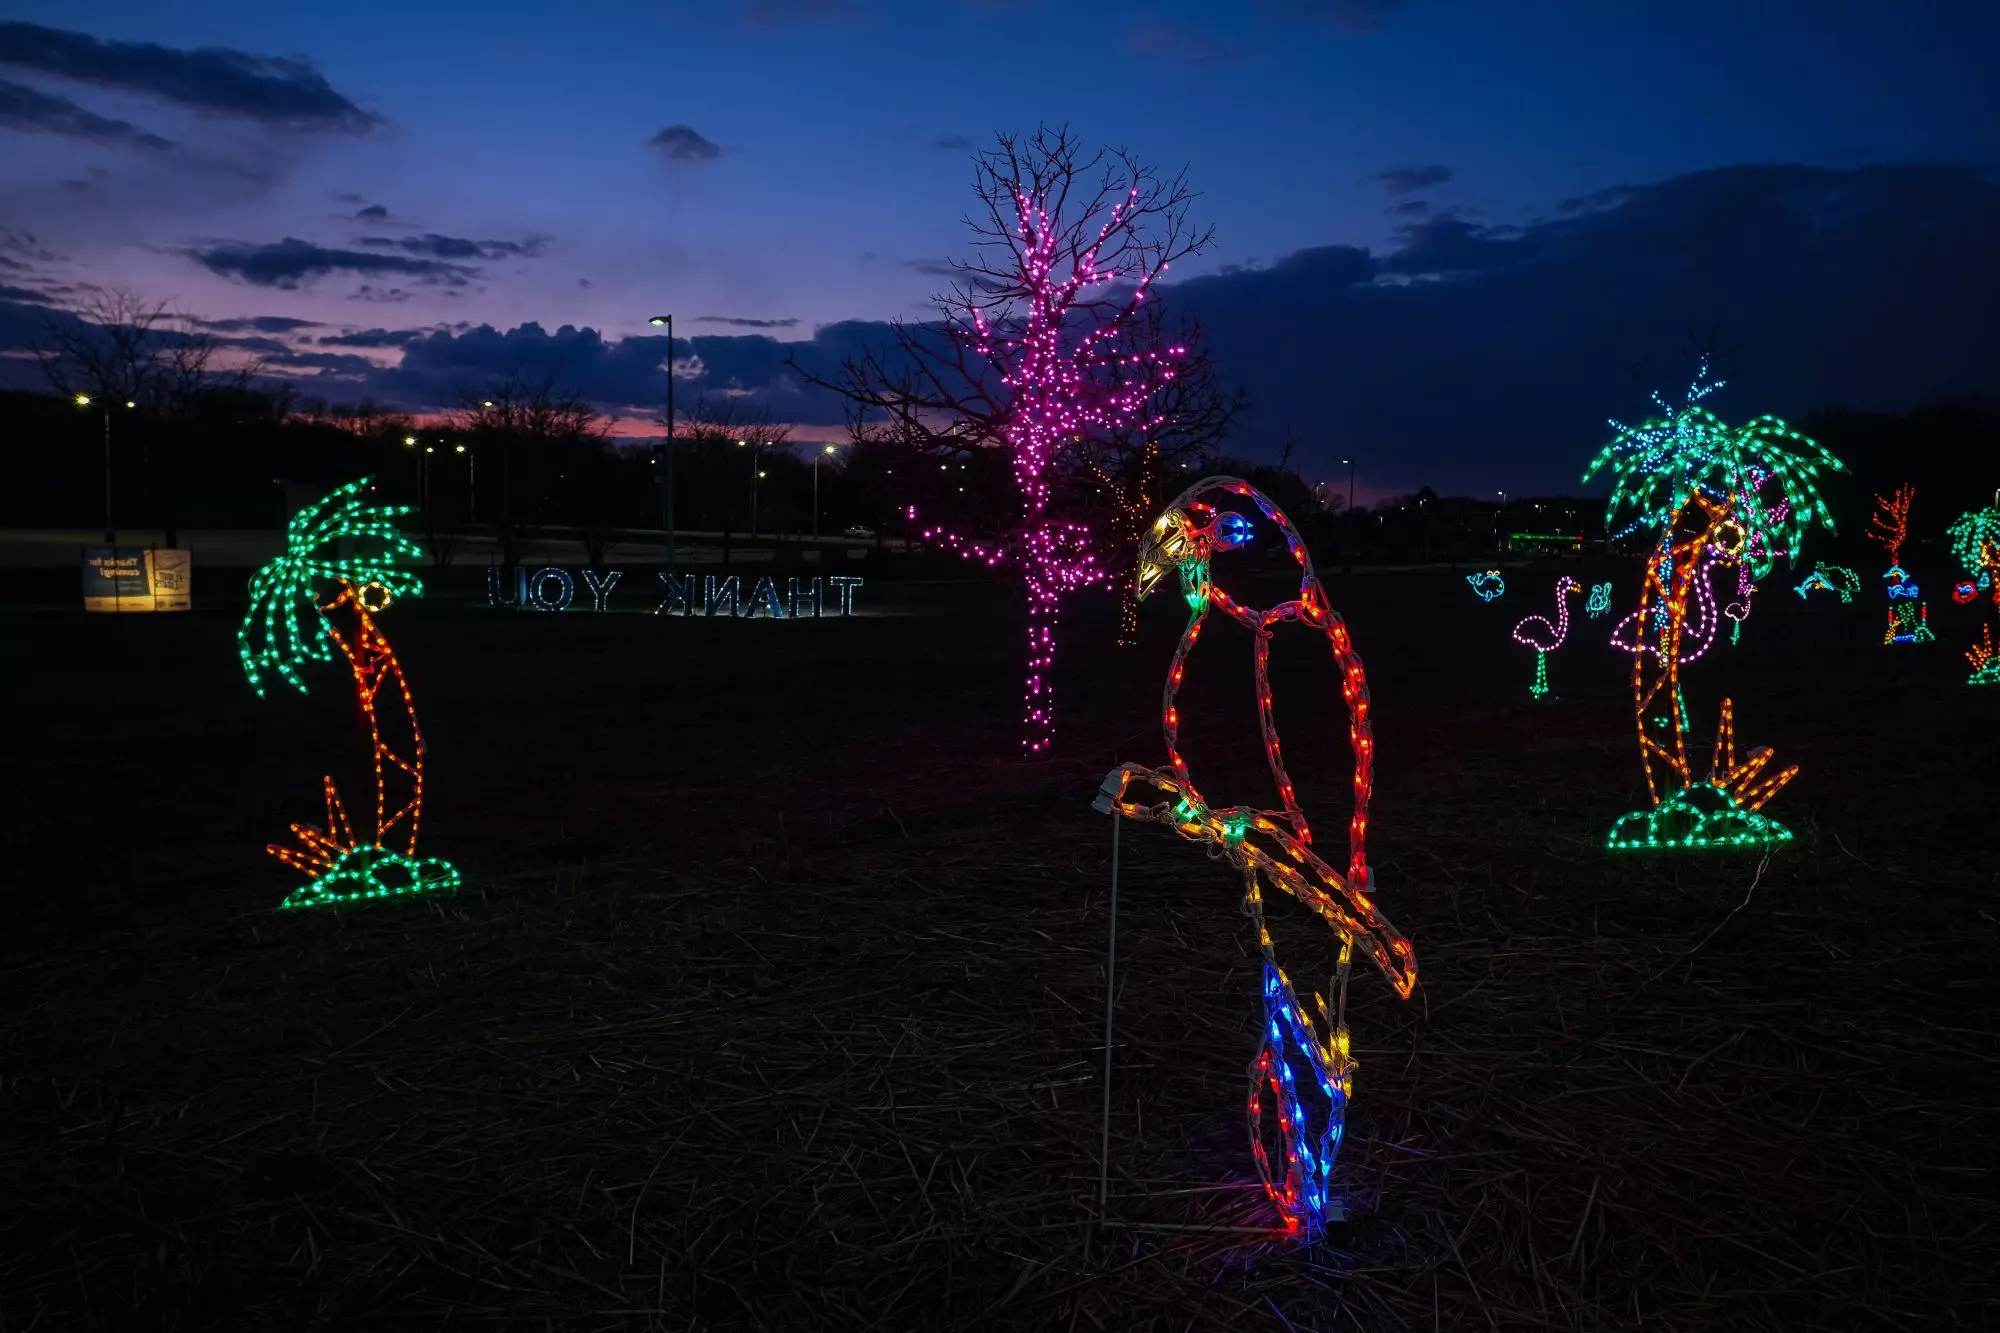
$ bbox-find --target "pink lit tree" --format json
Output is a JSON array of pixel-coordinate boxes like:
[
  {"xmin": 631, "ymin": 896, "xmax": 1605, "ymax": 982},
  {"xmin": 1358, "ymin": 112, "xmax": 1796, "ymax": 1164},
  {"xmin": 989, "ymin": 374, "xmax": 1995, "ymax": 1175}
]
[{"xmin": 796, "ymin": 125, "xmax": 1213, "ymax": 753}]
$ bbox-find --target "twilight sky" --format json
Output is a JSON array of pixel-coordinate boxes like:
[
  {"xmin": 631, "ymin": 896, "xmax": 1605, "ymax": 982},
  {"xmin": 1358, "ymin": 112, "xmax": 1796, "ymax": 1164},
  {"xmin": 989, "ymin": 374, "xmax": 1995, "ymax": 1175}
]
[{"xmin": 2, "ymin": 0, "xmax": 1997, "ymax": 497}]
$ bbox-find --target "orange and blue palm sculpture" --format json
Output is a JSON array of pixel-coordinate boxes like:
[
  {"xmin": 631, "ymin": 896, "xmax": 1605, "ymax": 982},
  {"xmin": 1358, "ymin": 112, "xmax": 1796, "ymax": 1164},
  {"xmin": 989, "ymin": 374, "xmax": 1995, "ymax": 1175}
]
[
  {"xmin": 240, "ymin": 479, "xmax": 461, "ymax": 910},
  {"xmin": 1093, "ymin": 477, "xmax": 1416, "ymax": 1237}
]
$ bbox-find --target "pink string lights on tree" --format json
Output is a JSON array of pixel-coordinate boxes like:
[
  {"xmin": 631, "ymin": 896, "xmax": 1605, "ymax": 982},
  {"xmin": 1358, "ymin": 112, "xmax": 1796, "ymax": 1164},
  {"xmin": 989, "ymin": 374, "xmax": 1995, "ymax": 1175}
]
[{"xmin": 794, "ymin": 126, "xmax": 1213, "ymax": 753}]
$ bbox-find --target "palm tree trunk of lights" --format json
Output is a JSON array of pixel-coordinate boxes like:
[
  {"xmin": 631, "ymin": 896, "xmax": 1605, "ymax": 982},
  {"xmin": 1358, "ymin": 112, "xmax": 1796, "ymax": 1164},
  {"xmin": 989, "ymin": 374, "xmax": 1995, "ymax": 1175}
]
[{"xmin": 1631, "ymin": 500, "xmax": 1723, "ymax": 800}]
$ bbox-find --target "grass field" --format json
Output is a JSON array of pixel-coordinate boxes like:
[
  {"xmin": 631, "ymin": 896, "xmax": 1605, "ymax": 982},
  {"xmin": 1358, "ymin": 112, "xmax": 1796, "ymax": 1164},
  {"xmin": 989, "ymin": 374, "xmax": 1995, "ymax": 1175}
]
[{"xmin": 3, "ymin": 565, "xmax": 1995, "ymax": 1330}]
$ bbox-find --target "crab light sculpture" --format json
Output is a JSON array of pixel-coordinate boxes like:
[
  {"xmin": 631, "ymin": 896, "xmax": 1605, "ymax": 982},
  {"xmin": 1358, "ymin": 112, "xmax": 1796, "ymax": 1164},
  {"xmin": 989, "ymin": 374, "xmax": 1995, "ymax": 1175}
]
[
  {"xmin": 1583, "ymin": 359, "xmax": 1843, "ymax": 851},
  {"xmin": 240, "ymin": 479, "xmax": 462, "ymax": 909},
  {"xmin": 1947, "ymin": 493, "xmax": 2000, "ymax": 686},
  {"xmin": 1093, "ymin": 477, "xmax": 1416, "ymax": 1238}
]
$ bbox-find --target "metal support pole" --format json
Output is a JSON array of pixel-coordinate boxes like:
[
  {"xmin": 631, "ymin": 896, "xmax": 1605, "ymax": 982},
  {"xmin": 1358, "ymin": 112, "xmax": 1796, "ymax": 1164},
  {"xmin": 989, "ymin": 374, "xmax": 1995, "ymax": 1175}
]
[
  {"xmin": 102, "ymin": 407, "xmax": 115, "ymax": 543},
  {"xmin": 1098, "ymin": 810, "xmax": 1121, "ymax": 1215}
]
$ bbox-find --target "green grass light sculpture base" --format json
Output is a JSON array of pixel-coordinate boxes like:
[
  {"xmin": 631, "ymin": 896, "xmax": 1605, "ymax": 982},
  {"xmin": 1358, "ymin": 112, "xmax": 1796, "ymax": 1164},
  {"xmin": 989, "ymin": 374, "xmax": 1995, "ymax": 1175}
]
[
  {"xmin": 1606, "ymin": 783, "xmax": 1795, "ymax": 852},
  {"xmin": 276, "ymin": 846, "xmax": 463, "ymax": 911}
]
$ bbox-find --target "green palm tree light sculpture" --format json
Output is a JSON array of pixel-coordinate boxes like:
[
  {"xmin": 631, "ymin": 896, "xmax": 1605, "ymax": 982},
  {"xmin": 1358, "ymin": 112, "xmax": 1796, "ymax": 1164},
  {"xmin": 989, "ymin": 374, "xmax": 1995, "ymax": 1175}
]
[
  {"xmin": 240, "ymin": 478, "xmax": 463, "ymax": 909},
  {"xmin": 1584, "ymin": 360, "xmax": 1844, "ymax": 851}
]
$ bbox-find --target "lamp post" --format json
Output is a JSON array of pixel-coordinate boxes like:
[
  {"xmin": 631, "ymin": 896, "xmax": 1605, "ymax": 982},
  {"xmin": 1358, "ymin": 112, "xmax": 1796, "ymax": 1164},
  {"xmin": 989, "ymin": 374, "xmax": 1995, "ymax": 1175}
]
[
  {"xmin": 648, "ymin": 314, "xmax": 675, "ymax": 567},
  {"xmin": 456, "ymin": 443, "xmax": 475, "ymax": 524},
  {"xmin": 1343, "ymin": 456, "xmax": 1355, "ymax": 515},
  {"xmin": 813, "ymin": 443, "xmax": 836, "ymax": 540},
  {"xmin": 76, "ymin": 394, "xmax": 133, "ymax": 543},
  {"xmin": 738, "ymin": 438, "xmax": 765, "ymax": 537}
]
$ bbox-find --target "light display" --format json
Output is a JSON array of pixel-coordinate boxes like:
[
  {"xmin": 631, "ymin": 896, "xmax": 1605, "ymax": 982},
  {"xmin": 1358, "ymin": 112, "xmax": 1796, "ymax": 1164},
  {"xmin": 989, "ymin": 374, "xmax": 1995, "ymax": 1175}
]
[
  {"xmin": 239, "ymin": 479, "xmax": 461, "ymax": 909},
  {"xmin": 473, "ymin": 568, "xmax": 870, "ymax": 618},
  {"xmin": 582, "ymin": 568, "xmax": 622, "ymax": 612},
  {"xmin": 921, "ymin": 173, "xmax": 1200, "ymax": 753},
  {"xmin": 526, "ymin": 566, "xmax": 575, "ymax": 612},
  {"xmin": 1863, "ymin": 485, "xmax": 1933, "ymax": 645},
  {"xmin": 1586, "ymin": 582, "xmax": 1613, "ymax": 618},
  {"xmin": 1092, "ymin": 477, "xmax": 1415, "ymax": 1238},
  {"xmin": 1583, "ymin": 359, "xmax": 1842, "ymax": 851},
  {"xmin": 1512, "ymin": 576, "xmax": 1581, "ymax": 700},
  {"xmin": 1792, "ymin": 562, "xmax": 1859, "ymax": 602},
  {"xmin": 1465, "ymin": 570, "xmax": 1505, "ymax": 602},
  {"xmin": 1947, "ymin": 495, "xmax": 2000, "ymax": 685}
]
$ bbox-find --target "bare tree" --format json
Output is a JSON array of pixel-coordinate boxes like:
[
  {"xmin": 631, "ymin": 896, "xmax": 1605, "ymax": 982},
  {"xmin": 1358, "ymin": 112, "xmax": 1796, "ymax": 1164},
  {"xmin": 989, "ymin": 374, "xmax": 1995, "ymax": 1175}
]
[
  {"xmin": 791, "ymin": 123, "xmax": 1213, "ymax": 752},
  {"xmin": 33, "ymin": 289, "xmax": 260, "ymax": 545},
  {"xmin": 453, "ymin": 372, "xmax": 605, "ymax": 573}
]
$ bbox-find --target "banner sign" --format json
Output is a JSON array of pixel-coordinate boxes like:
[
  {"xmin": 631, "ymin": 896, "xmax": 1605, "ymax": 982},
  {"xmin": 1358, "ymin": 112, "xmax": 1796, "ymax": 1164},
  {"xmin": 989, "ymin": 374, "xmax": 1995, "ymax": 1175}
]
[
  {"xmin": 82, "ymin": 548, "xmax": 191, "ymax": 612},
  {"xmin": 488, "ymin": 567, "xmax": 862, "ymax": 619}
]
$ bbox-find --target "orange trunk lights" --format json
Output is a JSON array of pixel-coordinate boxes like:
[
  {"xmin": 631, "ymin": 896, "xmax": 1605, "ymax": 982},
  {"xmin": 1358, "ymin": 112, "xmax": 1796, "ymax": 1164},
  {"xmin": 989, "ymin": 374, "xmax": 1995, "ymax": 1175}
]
[
  {"xmin": 1583, "ymin": 360, "xmax": 1844, "ymax": 850},
  {"xmin": 1093, "ymin": 477, "xmax": 1415, "ymax": 1237},
  {"xmin": 239, "ymin": 479, "xmax": 462, "ymax": 909}
]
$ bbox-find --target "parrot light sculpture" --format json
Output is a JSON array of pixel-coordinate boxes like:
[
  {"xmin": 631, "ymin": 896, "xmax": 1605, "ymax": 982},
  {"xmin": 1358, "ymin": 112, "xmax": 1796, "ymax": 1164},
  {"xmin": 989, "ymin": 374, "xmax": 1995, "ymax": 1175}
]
[{"xmin": 1093, "ymin": 477, "xmax": 1416, "ymax": 1238}]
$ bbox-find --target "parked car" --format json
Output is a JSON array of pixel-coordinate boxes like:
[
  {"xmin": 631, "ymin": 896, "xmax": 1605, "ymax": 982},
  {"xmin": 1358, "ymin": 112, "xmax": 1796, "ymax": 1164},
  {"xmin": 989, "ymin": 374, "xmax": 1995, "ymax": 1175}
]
[{"xmin": 842, "ymin": 526, "xmax": 874, "ymax": 540}]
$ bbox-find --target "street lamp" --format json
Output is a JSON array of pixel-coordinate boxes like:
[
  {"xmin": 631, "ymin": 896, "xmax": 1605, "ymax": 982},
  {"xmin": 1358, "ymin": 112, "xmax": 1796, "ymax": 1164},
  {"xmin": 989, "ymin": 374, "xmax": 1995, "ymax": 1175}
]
[
  {"xmin": 737, "ymin": 438, "xmax": 767, "ymax": 536},
  {"xmin": 813, "ymin": 443, "xmax": 836, "ymax": 540},
  {"xmin": 648, "ymin": 314, "xmax": 676, "ymax": 566},
  {"xmin": 456, "ymin": 443, "xmax": 476, "ymax": 524},
  {"xmin": 75, "ymin": 394, "xmax": 135, "ymax": 542}
]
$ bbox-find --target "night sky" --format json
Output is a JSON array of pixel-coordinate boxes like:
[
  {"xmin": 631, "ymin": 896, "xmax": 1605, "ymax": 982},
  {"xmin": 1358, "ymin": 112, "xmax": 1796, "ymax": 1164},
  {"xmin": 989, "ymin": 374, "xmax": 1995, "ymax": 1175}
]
[{"xmin": 3, "ymin": 1, "xmax": 1997, "ymax": 498}]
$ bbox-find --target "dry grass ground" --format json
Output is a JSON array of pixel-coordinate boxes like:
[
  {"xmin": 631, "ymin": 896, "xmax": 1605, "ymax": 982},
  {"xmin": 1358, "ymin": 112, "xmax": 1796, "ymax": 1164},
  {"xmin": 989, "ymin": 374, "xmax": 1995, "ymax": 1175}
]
[{"xmin": 2, "ymin": 567, "xmax": 1995, "ymax": 1330}]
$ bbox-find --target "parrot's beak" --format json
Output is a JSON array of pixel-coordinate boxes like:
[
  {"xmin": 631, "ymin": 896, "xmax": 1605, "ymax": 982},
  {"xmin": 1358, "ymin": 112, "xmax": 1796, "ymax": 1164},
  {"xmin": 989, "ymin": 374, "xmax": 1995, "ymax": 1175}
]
[{"xmin": 1133, "ymin": 511, "xmax": 1187, "ymax": 602}]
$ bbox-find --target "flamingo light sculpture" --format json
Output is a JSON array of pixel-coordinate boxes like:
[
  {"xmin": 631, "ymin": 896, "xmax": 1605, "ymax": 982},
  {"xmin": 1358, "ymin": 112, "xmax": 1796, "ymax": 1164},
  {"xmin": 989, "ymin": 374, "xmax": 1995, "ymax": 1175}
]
[{"xmin": 1512, "ymin": 576, "xmax": 1581, "ymax": 700}]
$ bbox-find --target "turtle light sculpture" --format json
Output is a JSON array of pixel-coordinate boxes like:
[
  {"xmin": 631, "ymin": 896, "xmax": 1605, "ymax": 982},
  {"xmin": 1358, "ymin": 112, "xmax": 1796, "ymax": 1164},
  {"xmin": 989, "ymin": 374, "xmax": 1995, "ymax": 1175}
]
[
  {"xmin": 240, "ymin": 479, "xmax": 462, "ymax": 909},
  {"xmin": 1584, "ymin": 358, "xmax": 1843, "ymax": 851},
  {"xmin": 1093, "ymin": 477, "xmax": 1416, "ymax": 1238}
]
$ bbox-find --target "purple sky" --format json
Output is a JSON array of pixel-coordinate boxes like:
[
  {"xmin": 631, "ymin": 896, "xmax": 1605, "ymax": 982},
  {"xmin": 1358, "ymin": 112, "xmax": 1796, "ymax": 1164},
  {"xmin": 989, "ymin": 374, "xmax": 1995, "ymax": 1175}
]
[{"xmin": 3, "ymin": 1, "xmax": 1997, "ymax": 495}]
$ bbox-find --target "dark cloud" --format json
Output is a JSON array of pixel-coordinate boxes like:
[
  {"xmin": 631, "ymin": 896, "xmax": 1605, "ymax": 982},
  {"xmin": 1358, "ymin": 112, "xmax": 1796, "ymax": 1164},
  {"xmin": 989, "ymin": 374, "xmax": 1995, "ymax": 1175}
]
[
  {"xmin": 1372, "ymin": 164, "xmax": 1451, "ymax": 195},
  {"xmin": 1123, "ymin": 20, "xmax": 1250, "ymax": 66},
  {"xmin": 743, "ymin": 0, "xmax": 860, "ymax": 26},
  {"xmin": 646, "ymin": 124, "xmax": 723, "ymax": 163},
  {"xmin": 904, "ymin": 257, "xmax": 957, "ymax": 277},
  {"xmin": 694, "ymin": 315, "xmax": 800, "ymax": 328},
  {"xmin": 318, "ymin": 326, "xmax": 426, "ymax": 347},
  {"xmin": 1392, "ymin": 198, "xmax": 1429, "ymax": 217},
  {"xmin": 0, "ymin": 21, "xmax": 381, "ymax": 132},
  {"xmin": 360, "ymin": 232, "xmax": 549, "ymax": 261},
  {"xmin": 0, "ymin": 282, "xmax": 55, "ymax": 304},
  {"xmin": 194, "ymin": 237, "xmax": 478, "ymax": 290},
  {"xmin": 933, "ymin": 135, "xmax": 973, "ymax": 152},
  {"xmin": 349, "ymin": 285, "xmax": 413, "ymax": 303},
  {"xmin": 196, "ymin": 314, "xmax": 322, "ymax": 333},
  {"xmin": 1262, "ymin": 0, "xmax": 1409, "ymax": 32},
  {"xmin": 1171, "ymin": 162, "xmax": 2000, "ymax": 492},
  {"xmin": 0, "ymin": 77, "xmax": 173, "ymax": 150},
  {"xmin": 1375, "ymin": 214, "xmax": 1532, "ymax": 276},
  {"xmin": 353, "ymin": 203, "xmax": 389, "ymax": 221},
  {"xmin": 263, "ymin": 348, "xmax": 376, "ymax": 375}
]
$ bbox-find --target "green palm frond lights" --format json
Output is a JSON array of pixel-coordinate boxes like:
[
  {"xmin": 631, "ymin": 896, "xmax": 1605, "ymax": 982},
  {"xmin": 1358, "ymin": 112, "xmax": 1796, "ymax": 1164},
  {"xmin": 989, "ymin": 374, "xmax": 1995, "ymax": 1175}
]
[
  {"xmin": 239, "ymin": 478, "xmax": 426, "ymax": 697},
  {"xmin": 1582, "ymin": 356, "xmax": 1844, "ymax": 559}
]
